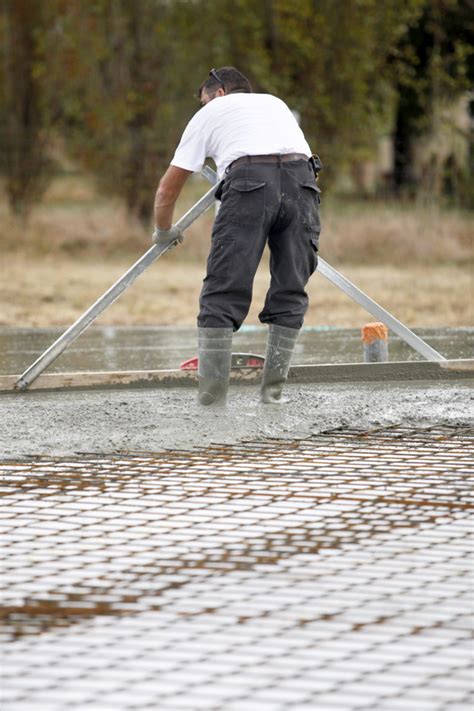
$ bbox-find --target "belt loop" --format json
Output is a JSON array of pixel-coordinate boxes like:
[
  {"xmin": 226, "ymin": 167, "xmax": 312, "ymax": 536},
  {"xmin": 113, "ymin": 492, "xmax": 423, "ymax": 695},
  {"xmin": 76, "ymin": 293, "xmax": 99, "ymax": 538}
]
[{"xmin": 246, "ymin": 156, "xmax": 251, "ymax": 165}]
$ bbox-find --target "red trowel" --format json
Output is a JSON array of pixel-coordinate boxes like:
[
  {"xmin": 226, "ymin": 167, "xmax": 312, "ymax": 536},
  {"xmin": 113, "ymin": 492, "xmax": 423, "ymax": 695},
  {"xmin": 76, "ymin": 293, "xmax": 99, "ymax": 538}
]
[{"xmin": 180, "ymin": 353, "xmax": 264, "ymax": 371}]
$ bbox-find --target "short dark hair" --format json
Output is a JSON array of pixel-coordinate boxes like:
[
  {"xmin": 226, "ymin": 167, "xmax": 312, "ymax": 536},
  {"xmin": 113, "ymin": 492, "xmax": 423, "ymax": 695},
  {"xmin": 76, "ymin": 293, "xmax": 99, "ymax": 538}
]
[{"xmin": 198, "ymin": 66, "xmax": 252, "ymax": 99}]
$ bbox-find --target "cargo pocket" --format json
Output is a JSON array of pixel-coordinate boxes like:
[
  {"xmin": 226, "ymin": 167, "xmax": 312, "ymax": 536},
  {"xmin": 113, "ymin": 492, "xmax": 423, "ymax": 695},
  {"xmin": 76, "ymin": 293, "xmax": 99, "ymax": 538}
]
[
  {"xmin": 301, "ymin": 181, "xmax": 321, "ymax": 198},
  {"xmin": 309, "ymin": 234, "xmax": 319, "ymax": 253},
  {"xmin": 301, "ymin": 181, "xmax": 321, "ymax": 230},
  {"xmin": 305, "ymin": 226, "xmax": 319, "ymax": 275},
  {"xmin": 225, "ymin": 178, "xmax": 266, "ymax": 224}
]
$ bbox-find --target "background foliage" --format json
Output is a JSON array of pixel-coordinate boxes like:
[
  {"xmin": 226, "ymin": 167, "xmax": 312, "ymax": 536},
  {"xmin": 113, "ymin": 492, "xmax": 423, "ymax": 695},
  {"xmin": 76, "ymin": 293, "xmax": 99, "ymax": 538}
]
[{"xmin": 1, "ymin": 0, "xmax": 473, "ymax": 222}]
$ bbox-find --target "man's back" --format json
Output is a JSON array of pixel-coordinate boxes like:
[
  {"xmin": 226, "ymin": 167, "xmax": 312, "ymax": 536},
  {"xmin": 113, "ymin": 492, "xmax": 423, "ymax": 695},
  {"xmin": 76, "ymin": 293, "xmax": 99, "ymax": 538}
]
[{"xmin": 172, "ymin": 93, "xmax": 311, "ymax": 177}]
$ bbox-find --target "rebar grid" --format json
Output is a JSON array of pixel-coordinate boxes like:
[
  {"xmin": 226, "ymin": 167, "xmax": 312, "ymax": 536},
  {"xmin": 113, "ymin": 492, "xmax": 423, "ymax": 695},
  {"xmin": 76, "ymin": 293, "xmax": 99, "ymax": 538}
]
[{"xmin": 0, "ymin": 425, "xmax": 473, "ymax": 711}]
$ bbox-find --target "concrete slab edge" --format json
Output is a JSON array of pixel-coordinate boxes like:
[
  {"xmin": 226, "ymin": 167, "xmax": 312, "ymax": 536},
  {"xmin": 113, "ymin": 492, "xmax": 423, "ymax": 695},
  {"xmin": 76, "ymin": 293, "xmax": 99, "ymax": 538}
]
[{"xmin": 1, "ymin": 359, "xmax": 473, "ymax": 394}]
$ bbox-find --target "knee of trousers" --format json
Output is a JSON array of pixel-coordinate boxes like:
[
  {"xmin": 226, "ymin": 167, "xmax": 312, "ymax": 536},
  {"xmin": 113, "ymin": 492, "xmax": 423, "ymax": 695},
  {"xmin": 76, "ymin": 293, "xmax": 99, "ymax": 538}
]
[
  {"xmin": 199, "ymin": 283, "xmax": 253, "ymax": 331},
  {"xmin": 259, "ymin": 291, "xmax": 309, "ymax": 330}
]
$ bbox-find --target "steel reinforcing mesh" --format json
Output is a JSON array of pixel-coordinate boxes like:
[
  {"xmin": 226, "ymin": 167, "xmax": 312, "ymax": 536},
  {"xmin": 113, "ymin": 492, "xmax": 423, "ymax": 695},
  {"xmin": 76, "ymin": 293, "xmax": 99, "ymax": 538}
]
[{"xmin": 1, "ymin": 425, "xmax": 473, "ymax": 710}]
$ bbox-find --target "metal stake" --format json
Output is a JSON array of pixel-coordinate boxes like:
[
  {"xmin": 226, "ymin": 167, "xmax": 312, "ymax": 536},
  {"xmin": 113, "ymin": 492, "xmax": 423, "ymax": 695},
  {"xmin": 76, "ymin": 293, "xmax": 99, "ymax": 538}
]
[
  {"xmin": 317, "ymin": 261, "xmax": 445, "ymax": 361},
  {"xmin": 202, "ymin": 167, "xmax": 445, "ymax": 362},
  {"xmin": 15, "ymin": 177, "xmax": 218, "ymax": 390}
]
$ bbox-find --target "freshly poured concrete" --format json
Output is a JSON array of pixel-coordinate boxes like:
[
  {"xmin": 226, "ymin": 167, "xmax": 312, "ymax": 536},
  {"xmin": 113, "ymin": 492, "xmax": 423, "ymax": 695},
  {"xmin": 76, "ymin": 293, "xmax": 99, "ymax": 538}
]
[
  {"xmin": 1, "ymin": 326, "xmax": 473, "ymax": 376},
  {"xmin": 1, "ymin": 379, "xmax": 472, "ymax": 459},
  {"xmin": 1, "ymin": 326, "xmax": 472, "ymax": 458}
]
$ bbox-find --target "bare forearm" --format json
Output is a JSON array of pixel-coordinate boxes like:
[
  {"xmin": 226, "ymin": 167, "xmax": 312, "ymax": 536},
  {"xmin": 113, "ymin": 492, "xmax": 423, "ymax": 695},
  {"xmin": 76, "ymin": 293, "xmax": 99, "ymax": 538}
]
[
  {"xmin": 153, "ymin": 166, "xmax": 192, "ymax": 229},
  {"xmin": 153, "ymin": 191, "xmax": 176, "ymax": 229}
]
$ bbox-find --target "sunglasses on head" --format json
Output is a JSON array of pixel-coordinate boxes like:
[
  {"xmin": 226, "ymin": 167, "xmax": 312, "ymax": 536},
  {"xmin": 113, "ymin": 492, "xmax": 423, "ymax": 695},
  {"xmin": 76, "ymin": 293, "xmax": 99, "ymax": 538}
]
[{"xmin": 209, "ymin": 68, "xmax": 225, "ymax": 90}]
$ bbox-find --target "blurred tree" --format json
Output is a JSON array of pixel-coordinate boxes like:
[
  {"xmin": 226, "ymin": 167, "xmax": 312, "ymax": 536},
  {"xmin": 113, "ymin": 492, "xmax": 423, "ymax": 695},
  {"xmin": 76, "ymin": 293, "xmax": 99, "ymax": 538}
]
[
  {"xmin": 203, "ymin": 0, "xmax": 472, "ymax": 200},
  {"xmin": 59, "ymin": 0, "xmax": 209, "ymax": 226},
  {"xmin": 2, "ymin": 0, "xmax": 471, "ymax": 221},
  {"xmin": 392, "ymin": 0, "xmax": 474, "ymax": 199},
  {"xmin": 258, "ymin": 0, "xmax": 425, "ymax": 185},
  {"xmin": 0, "ymin": 0, "xmax": 65, "ymax": 219},
  {"xmin": 194, "ymin": 0, "xmax": 425, "ymax": 186}
]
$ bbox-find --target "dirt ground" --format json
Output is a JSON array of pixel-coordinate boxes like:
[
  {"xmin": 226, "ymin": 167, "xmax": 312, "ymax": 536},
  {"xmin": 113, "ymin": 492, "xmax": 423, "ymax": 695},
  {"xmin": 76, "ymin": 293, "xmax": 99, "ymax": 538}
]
[
  {"xmin": 2, "ymin": 253, "xmax": 472, "ymax": 328},
  {"xmin": 1, "ymin": 174, "xmax": 472, "ymax": 329}
]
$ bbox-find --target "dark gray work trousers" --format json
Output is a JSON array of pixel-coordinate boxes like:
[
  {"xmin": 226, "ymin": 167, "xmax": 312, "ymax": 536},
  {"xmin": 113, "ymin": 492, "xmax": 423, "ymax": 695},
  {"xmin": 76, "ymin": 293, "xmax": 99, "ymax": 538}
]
[{"xmin": 198, "ymin": 158, "xmax": 321, "ymax": 331}]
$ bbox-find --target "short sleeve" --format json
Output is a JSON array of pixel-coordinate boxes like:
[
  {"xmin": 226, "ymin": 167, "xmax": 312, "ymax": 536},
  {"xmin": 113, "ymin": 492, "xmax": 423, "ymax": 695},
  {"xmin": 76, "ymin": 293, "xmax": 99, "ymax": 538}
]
[{"xmin": 170, "ymin": 111, "xmax": 208, "ymax": 173}]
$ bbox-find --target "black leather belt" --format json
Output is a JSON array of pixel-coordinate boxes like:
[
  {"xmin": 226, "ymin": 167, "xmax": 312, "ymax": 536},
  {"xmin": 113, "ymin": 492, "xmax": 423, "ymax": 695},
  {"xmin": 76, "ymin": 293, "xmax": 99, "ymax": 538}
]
[{"xmin": 228, "ymin": 153, "xmax": 309, "ymax": 171}]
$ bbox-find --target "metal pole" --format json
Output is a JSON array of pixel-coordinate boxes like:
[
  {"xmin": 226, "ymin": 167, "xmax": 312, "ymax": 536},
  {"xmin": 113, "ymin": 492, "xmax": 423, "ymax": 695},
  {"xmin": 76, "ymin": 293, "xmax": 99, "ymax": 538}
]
[
  {"xmin": 317, "ymin": 260, "xmax": 445, "ymax": 361},
  {"xmin": 202, "ymin": 167, "xmax": 445, "ymax": 362},
  {"xmin": 15, "ymin": 178, "xmax": 218, "ymax": 390}
]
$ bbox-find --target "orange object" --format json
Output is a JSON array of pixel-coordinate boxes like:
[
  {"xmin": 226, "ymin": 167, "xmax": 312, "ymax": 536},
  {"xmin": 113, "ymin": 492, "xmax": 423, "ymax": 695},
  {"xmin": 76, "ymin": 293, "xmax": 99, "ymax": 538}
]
[{"xmin": 362, "ymin": 322, "xmax": 388, "ymax": 344}]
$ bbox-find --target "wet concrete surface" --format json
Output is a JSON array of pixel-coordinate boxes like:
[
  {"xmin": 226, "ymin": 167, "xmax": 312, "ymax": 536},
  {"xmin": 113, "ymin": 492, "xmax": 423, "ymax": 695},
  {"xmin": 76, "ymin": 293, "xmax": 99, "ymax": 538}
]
[
  {"xmin": 1, "ymin": 326, "xmax": 472, "ymax": 459},
  {"xmin": 1, "ymin": 426, "xmax": 473, "ymax": 710},
  {"xmin": 1, "ymin": 325, "xmax": 473, "ymax": 376},
  {"xmin": 0, "ymin": 378, "xmax": 472, "ymax": 459}
]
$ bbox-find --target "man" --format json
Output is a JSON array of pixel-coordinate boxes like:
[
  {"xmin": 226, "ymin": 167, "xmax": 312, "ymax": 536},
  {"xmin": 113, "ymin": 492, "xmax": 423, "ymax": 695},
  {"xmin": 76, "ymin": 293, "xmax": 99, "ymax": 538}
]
[{"xmin": 153, "ymin": 67, "xmax": 321, "ymax": 406}]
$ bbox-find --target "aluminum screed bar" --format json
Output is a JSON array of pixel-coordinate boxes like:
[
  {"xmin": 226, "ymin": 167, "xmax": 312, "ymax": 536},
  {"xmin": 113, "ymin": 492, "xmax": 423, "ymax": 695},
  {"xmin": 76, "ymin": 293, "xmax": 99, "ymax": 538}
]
[
  {"xmin": 15, "ymin": 173, "xmax": 219, "ymax": 390},
  {"xmin": 201, "ymin": 166, "xmax": 445, "ymax": 362}
]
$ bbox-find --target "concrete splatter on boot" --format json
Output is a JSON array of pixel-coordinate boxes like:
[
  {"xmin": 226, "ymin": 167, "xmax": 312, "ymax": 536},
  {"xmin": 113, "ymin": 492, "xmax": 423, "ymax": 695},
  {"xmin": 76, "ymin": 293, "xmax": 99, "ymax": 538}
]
[
  {"xmin": 198, "ymin": 327, "xmax": 233, "ymax": 406},
  {"xmin": 261, "ymin": 324, "xmax": 300, "ymax": 404}
]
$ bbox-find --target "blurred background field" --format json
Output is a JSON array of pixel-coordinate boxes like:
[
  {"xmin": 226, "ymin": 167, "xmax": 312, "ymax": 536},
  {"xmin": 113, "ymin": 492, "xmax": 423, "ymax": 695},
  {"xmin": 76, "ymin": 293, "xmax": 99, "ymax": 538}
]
[
  {"xmin": 1, "ymin": 0, "xmax": 472, "ymax": 329},
  {"xmin": 1, "ymin": 170, "xmax": 472, "ymax": 328},
  {"xmin": 2, "ymin": 172, "xmax": 473, "ymax": 266}
]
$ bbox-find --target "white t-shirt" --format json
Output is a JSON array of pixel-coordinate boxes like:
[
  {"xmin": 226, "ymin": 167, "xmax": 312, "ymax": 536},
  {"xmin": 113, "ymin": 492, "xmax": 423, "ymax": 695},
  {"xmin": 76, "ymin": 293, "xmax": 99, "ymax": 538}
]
[{"xmin": 171, "ymin": 93, "xmax": 312, "ymax": 178}]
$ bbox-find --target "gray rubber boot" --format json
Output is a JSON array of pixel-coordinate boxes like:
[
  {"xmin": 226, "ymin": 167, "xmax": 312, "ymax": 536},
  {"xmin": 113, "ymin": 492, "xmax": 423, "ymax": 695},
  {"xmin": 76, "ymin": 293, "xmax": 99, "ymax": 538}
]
[
  {"xmin": 198, "ymin": 327, "xmax": 233, "ymax": 406},
  {"xmin": 261, "ymin": 324, "xmax": 300, "ymax": 404}
]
